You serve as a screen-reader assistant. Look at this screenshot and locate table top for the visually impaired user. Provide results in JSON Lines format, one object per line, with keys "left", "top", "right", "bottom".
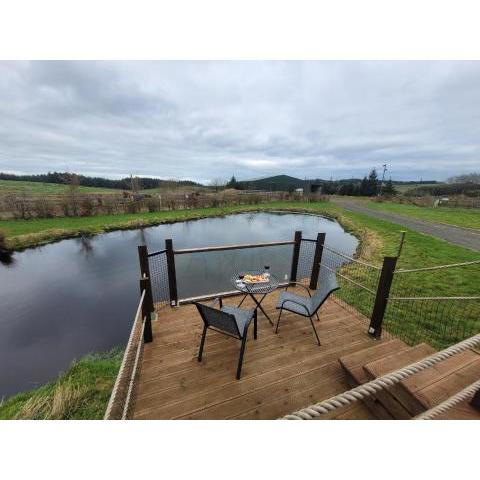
{"left": 231, "top": 270, "right": 280, "bottom": 295}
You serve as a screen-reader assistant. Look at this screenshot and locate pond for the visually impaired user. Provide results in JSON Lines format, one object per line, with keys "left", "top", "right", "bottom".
{"left": 0, "top": 212, "right": 358, "bottom": 398}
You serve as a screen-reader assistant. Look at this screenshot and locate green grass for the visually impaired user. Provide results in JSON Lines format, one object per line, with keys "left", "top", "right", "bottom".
{"left": 362, "top": 199, "right": 480, "bottom": 230}
{"left": 0, "top": 201, "right": 340, "bottom": 250}
{"left": 0, "top": 179, "right": 118, "bottom": 195}
{"left": 324, "top": 206, "right": 480, "bottom": 348}
{"left": 0, "top": 349, "right": 122, "bottom": 419}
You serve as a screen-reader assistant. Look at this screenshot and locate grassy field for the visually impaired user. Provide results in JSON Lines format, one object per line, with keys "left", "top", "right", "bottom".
{"left": 363, "top": 199, "right": 480, "bottom": 230}
{"left": 1, "top": 200, "right": 478, "bottom": 417}
{"left": 0, "top": 349, "right": 122, "bottom": 419}
{"left": 0, "top": 179, "right": 119, "bottom": 195}
{"left": 394, "top": 183, "right": 440, "bottom": 193}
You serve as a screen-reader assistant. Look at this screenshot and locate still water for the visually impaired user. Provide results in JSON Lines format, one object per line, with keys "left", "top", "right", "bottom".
{"left": 0, "top": 212, "right": 357, "bottom": 398}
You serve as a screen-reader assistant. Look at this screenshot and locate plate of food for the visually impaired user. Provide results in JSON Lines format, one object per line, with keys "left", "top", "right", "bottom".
{"left": 242, "top": 273, "right": 270, "bottom": 284}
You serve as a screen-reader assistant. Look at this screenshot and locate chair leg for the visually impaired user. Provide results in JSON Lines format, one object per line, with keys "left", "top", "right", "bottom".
{"left": 275, "top": 308, "right": 283, "bottom": 334}
{"left": 308, "top": 316, "right": 321, "bottom": 346}
{"left": 253, "top": 310, "right": 257, "bottom": 340}
{"left": 315, "top": 312, "right": 320, "bottom": 322}
{"left": 198, "top": 325, "right": 208, "bottom": 362}
{"left": 236, "top": 335, "right": 248, "bottom": 380}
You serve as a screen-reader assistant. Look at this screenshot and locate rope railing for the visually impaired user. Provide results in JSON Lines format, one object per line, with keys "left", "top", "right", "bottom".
{"left": 394, "top": 259, "right": 480, "bottom": 274}
{"left": 322, "top": 264, "right": 377, "bottom": 295}
{"left": 321, "top": 244, "right": 382, "bottom": 270}
{"left": 281, "top": 333, "right": 480, "bottom": 420}
{"left": 121, "top": 317, "right": 146, "bottom": 420}
{"left": 415, "top": 379, "right": 480, "bottom": 420}
{"left": 104, "top": 290, "right": 146, "bottom": 420}
{"left": 388, "top": 295, "right": 480, "bottom": 301}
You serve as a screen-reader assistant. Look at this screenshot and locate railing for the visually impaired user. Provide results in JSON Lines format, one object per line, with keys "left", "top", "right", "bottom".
{"left": 138, "top": 229, "right": 479, "bottom": 352}
{"left": 104, "top": 276, "right": 154, "bottom": 420}
{"left": 141, "top": 230, "right": 327, "bottom": 307}
{"left": 381, "top": 259, "right": 480, "bottom": 349}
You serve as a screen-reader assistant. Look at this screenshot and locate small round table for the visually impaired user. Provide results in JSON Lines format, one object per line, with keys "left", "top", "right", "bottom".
{"left": 231, "top": 270, "right": 280, "bottom": 325}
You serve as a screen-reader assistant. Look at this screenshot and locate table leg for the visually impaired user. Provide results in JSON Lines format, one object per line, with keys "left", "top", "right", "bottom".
{"left": 237, "top": 294, "right": 248, "bottom": 308}
{"left": 249, "top": 293, "right": 273, "bottom": 325}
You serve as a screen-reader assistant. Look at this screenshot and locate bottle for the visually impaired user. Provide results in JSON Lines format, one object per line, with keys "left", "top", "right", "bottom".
{"left": 264, "top": 265, "right": 270, "bottom": 279}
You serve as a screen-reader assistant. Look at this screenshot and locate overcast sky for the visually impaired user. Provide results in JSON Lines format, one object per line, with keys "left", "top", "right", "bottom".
{"left": 0, "top": 61, "right": 479, "bottom": 183}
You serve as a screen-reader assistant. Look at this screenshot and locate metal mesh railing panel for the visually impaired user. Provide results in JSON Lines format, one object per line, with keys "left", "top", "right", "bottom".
{"left": 318, "top": 245, "right": 381, "bottom": 322}
{"left": 297, "top": 239, "right": 316, "bottom": 284}
{"left": 382, "top": 262, "right": 480, "bottom": 349}
{"left": 148, "top": 251, "right": 169, "bottom": 308}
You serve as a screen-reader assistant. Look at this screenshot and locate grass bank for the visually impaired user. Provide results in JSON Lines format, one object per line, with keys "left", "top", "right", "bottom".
{"left": 0, "top": 201, "right": 341, "bottom": 250}
{"left": 0, "top": 349, "right": 122, "bottom": 420}
{"left": 361, "top": 199, "right": 480, "bottom": 230}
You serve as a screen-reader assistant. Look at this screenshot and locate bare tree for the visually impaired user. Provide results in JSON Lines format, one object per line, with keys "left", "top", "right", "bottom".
{"left": 130, "top": 175, "right": 143, "bottom": 194}
{"left": 209, "top": 177, "right": 227, "bottom": 193}
{"left": 65, "top": 173, "right": 80, "bottom": 216}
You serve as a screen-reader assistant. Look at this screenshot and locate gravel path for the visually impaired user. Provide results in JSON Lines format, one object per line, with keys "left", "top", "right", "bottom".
{"left": 331, "top": 197, "right": 480, "bottom": 252}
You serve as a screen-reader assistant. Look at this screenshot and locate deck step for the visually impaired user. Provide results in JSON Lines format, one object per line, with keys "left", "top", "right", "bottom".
{"left": 338, "top": 339, "right": 410, "bottom": 419}
{"left": 401, "top": 349, "right": 480, "bottom": 411}
{"left": 429, "top": 398, "right": 480, "bottom": 420}
{"left": 339, "top": 339, "right": 409, "bottom": 386}
{"left": 339, "top": 338, "right": 480, "bottom": 420}
{"left": 362, "top": 343, "right": 437, "bottom": 418}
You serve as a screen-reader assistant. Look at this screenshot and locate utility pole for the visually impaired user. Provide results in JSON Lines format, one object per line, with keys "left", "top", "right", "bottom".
{"left": 378, "top": 164, "right": 387, "bottom": 196}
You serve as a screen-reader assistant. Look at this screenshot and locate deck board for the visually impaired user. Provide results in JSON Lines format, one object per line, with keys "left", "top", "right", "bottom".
{"left": 133, "top": 288, "right": 379, "bottom": 420}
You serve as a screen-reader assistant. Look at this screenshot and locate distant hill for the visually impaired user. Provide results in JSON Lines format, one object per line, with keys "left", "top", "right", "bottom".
{"left": 238, "top": 175, "right": 307, "bottom": 191}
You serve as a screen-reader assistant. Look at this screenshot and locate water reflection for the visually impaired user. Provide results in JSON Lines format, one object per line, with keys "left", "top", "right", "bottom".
{"left": 0, "top": 250, "right": 15, "bottom": 267}
{"left": 0, "top": 212, "right": 357, "bottom": 398}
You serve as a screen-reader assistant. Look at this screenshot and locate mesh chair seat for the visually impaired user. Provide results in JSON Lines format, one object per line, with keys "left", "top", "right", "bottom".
{"left": 194, "top": 299, "right": 258, "bottom": 380}
{"left": 276, "top": 291, "right": 312, "bottom": 316}
{"left": 221, "top": 306, "right": 256, "bottom": 337}
{"left": 275, "top": 273, "right": 340, "bottom": 346}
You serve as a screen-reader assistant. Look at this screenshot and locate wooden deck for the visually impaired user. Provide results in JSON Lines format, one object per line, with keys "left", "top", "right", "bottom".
{"left": 133, "top": 287, "right": 381, "bottom": 419}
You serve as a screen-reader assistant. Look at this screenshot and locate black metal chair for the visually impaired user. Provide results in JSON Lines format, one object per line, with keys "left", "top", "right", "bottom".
{"left": 194, "top": 298, "right": 257, "bottom": 380}
{"left": 275, "top": 273, "right": 340, "bottom": 345}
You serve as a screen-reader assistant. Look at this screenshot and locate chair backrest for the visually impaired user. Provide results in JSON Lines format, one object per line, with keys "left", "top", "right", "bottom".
{"left": 194, "top": 302, "right": 241, "bottom": 337}
{"left": 311, "top": 272, "right": 340, "bottom": 314}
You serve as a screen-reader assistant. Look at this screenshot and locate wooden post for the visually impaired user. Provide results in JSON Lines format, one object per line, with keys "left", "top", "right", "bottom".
{"left": 397, "top": 231, "right": 407, "bottom": 258}
{"left": 368, "top": 256, "right": 398, "bottom": 338}
{"left": 289, "top": 230, "right": 302, "bottom": 283}
{"left": 309, "top": 232, "right": 326, "bottom": 290}
{"left": 137, "top": 244, "right": 154, "bottom": 315}
{"left": 165, "top": 238, "right": 178, "bottom": 307}
{"left": 140, "top": 277, "right": 153, "bottom": 343}
{"left": 137, "top": 245, "right": 151, "bottom": 279}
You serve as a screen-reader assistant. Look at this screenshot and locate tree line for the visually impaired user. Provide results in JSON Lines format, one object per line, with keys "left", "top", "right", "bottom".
{"left": 0, "top": 172, "right": 200, "bottom": 190}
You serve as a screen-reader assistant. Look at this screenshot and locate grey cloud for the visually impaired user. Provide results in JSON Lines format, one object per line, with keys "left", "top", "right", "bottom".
{"left": 0, "top": 61, "right": 479, "bottom": 182}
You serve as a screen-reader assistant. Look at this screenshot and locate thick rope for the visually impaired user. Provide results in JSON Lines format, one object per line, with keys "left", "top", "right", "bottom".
{"left": 122, "top": 317, "right": 146, "bottom": 420}
{"left": 394, "top": 259, "right": 480, "bottom": 274}
{"left": 388, "top": 296, "right": 480, "bottom": 301}
{"left": 322, "top": 244, "right": 381, "bottom": 270}
{"left": 415, "top": 379, "right": 480, "bottom": 420}
{"left": 281, "top": 333, "right": 480, "bottom": 420}
{"left": 104, "top": 290, "right": 145, "bottom": 420}
{"left": 322, "top": 264, "right": 377, "bottom": 295}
